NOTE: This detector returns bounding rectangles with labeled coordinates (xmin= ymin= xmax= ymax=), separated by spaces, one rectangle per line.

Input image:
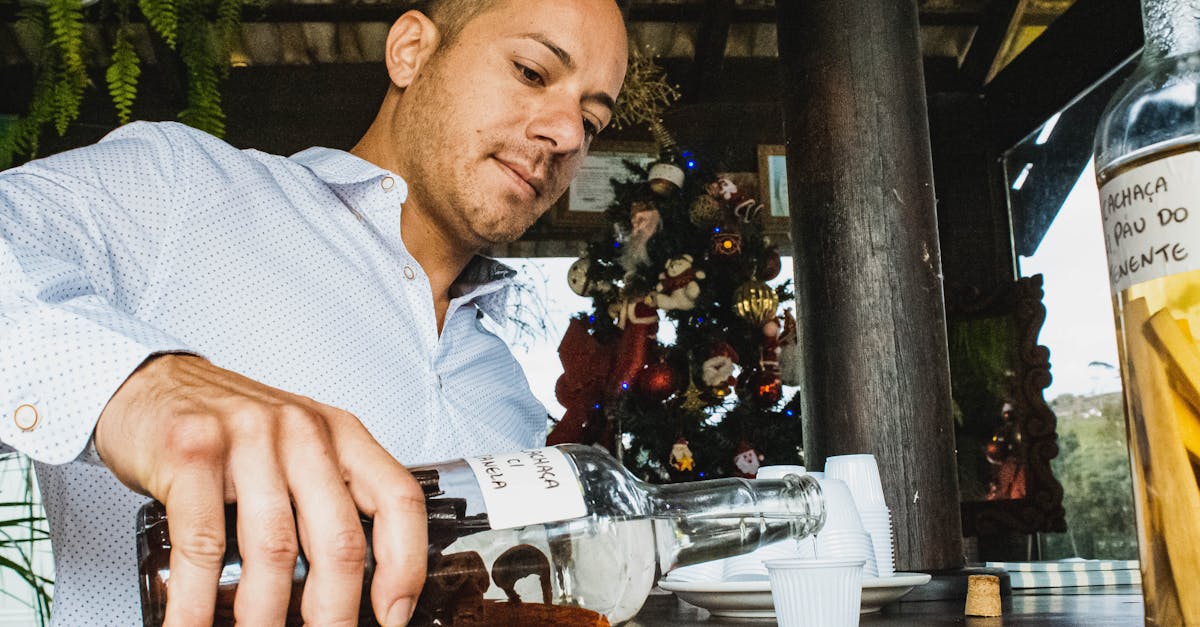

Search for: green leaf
xmin=106 ymin=27 xmax=141 ymax=125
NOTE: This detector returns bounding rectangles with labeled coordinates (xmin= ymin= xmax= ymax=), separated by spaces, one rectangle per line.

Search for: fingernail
xmin=386 ymin=598 xmax=415 ymax=626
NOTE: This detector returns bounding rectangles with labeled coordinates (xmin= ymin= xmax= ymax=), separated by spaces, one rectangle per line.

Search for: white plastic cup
xmin=815 ymin=529 xmax=878 ymax=578
xmin=721 ymin=535 xmax=818 ymax=582
xmin=756 ymin=465 xmax=807 ymax=480
xmin=825 ymin=454 xmax=888 ymax=511
xmin=817 ymin=478 xmax=864 ymax=533
xmin=766 ymin=558 xmax=864 ymax=627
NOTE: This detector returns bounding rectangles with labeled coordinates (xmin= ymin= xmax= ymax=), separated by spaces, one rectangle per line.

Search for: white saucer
xmin=657 ymin=572 xmax=932 ymax=618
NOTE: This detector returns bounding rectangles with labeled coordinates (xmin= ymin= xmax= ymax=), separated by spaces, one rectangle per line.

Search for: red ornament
xmin=635 ymin=362 xmax=677 ymax=402
xmin=759 ymin=246 xmax=782 ymax=280
xmin=737 ymin=367 xmax=783 ymax=405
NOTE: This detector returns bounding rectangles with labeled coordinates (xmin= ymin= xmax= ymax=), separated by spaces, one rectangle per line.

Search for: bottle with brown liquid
xmin=137 ymin=444 xmax=824 ymax=625
xmin=1093 ymin=0 xmax=1200 ymax=623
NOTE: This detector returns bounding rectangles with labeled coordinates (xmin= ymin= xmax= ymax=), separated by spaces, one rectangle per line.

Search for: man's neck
xmin=399 ymin=206 xmax=476 ymax=332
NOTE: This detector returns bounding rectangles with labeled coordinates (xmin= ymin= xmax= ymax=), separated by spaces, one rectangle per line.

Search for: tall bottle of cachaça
xmin=137 ymin=444 xmax=824 ymax=625
xmin=1093 ymin=0 xmax=1200 ymax=623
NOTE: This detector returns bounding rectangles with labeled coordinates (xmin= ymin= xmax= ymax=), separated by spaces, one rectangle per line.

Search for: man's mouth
xmin=495 ymin=157 xmax=545 ymax=199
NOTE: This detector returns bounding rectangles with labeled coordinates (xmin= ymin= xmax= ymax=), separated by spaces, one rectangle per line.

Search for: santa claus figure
xmin=733 ymin=441 xmax=765 ymax=478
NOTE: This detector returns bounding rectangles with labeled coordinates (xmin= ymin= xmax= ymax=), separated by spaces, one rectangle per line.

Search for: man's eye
xmin=516 ymin=63 xmax=544 ymax=85
xmin=583 ymin=119 xmax=601 ymax=140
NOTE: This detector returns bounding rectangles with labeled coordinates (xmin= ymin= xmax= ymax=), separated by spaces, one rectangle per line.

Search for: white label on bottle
xmin=1100 ymin=151 xmax=1200 ymax=293
xmin=464 ymin=447 xmax=587 ymax=530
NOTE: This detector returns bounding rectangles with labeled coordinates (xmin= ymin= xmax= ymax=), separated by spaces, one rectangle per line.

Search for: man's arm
xmin=0 ymin=123 xmax=426 ymax=625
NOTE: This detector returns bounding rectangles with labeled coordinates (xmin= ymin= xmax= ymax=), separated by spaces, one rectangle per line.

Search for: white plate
xmin=657 ymin=572 xmax=932 ymax=617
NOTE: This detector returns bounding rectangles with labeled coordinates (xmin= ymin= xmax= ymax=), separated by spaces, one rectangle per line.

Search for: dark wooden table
xmin=630 ymin=585 xmax=1144 ymax=625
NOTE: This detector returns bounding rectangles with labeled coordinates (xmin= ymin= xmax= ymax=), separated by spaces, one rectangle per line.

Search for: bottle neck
xmin=1141 ymin=0 xmax=1200 ymax=61
xmin=644 ymin=474 xmax=825 ymax=571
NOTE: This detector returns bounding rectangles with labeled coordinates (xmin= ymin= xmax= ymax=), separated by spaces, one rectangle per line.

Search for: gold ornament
xmin=734 ymin=280 xmax=780 ymax=325
xmin=680 ymin=380 xmax=706 ymax=413
xmin=690 ymin=195 xmax=722 ymax=225
xmin=611 ymin=47 xmax=681 ymax=131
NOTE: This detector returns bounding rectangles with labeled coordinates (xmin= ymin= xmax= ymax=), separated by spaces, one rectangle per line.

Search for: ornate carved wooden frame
xmin=947 ymin=275 xmax=1067 ymax=537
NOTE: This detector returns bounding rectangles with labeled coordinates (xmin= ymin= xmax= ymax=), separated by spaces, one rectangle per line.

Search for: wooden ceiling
xmin=1 ymin=0 xmax=1075 ymax=82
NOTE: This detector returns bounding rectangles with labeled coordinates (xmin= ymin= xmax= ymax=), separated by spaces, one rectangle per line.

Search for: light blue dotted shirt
xmin=0 ymin=121 xmax=546 ymax=625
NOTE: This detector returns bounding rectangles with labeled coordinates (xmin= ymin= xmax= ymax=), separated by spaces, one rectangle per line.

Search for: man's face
xmin=394 ymin=0 xmax=628 ymax=248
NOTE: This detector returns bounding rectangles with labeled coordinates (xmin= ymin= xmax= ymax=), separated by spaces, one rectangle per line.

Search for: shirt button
xmin=403 ymin=266 xmax=416 ymax=280
xmin=13 ymin=403 xmax=39 ymax=432
xmin=381 ymin=176 xmax=395 ymax=191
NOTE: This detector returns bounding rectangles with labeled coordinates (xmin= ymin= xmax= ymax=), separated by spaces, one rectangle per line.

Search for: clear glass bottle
xmin=137 ymin=444 xmax=824 ymax=626
xmin=1093 ymin=1 xmax=1200 ymax=623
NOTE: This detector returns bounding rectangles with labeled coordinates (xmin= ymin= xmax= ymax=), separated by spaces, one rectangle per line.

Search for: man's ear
xmin=384 ymin=10 xmax=441 ymax=88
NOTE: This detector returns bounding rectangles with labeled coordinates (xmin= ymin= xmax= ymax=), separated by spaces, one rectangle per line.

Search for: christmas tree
xmin=547 ymin=118 xmax=804 ymax=482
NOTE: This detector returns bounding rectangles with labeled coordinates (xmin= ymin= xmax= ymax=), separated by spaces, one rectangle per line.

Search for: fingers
xmin=284 ymin=411 xmax=369 ymax=624
xmin=228 ymin=428 xmax=297 ymax=627
xmin=160 ymin=437 xmax=227 ymax=627
xmin=337 ymin=434 xmax=428 ymax=627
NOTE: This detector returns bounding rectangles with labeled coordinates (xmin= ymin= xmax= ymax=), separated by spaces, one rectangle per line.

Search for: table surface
xmin=630 ymin=586 xmax=1145 ymax=625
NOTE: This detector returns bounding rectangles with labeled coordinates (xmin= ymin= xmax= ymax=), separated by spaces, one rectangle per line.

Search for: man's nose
xmin=528 ymin=98 xmax=586 ymax=154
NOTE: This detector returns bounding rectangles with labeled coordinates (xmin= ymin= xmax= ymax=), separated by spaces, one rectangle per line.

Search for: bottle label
xmin=1100 ymin=151 xmax=1200 ymax=293
xmin=464 ymin=447 xmax=587 ymax=529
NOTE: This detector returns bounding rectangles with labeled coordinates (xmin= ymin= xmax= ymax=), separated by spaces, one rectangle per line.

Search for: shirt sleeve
xmin=0 ymin=122 xmax=197 ymax=464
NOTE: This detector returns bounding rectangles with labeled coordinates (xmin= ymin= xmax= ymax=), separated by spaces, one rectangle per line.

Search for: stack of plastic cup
xmin=813 ymin=478 xmax=878 ymax=577
xmin=825 ymin=454 xmax=894 ymax=577
xmin=720 ymin=465 xmax=817 ymax=581
xmin=765 ymin=558 xmax=865 ymax=627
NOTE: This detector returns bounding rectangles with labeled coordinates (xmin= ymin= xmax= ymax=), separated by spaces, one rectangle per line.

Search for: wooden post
xmin=776 ymin=0 xmax=965 ymax=571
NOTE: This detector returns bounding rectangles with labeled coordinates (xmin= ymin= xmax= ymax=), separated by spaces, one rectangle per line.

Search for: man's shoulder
xmin=100 ymin=121 xmax=264 ymax=160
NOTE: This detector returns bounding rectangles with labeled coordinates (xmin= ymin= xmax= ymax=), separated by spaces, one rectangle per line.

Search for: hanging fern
xmin=105 ymin=26 xmax=140 ymax=125
xmin=138 ymin=0 xmax=177 ymax=48
xmin=177 ymin=1 xmax=226 ymax=137
xmin=5 ymin=0 xmax=250 ymax=166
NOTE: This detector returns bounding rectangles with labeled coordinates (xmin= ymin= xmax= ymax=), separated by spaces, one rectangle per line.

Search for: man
xmin=0 ymin=0 xmax=628 ymax=624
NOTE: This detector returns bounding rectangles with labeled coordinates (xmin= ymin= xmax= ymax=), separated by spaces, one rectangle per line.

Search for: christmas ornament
xmin=648 ymin=120 xmax=685 ymax=196
xmin=733 ymin=440 xmax=765 ymax=478
xmin=733 ymin=280 xmax=780 ymax=324
xmin=712 ymin=232 xmax=742 ymax=256
xmin=610 ymin=46 xmax=680 ymax=131
xmin=609 ymin=299 xmax=660 ymax=398
xmin=779 ymin=308 xmax=802 ymax=387
xmin=680 ymin=378 xmax=706 ymax=413
xmin=689 ymin=194 xmax=722 ymax=226
xmin=548 ymin=317 xmax=615 ymax=447
xmin=567 ymin=257 xmax=593 ymax=296
xmin=620 ymin=200 xmax=661 ymax=274
xmin=737 ymin=367 xmax=783 ymax=405
xmin=635 ymin=362 xmax=676 ymax=402
xmin=653 ymin=255 xmax=706 ymax=311
xmin=701 ymin=343 xmax=739 ymax=399
xmin=670 ymin=438 xmax=695 ymax=471
xmin=759 ymin=246 xmax=782 ymax=281
xmin=707 ymin=177 xmax=738 ymax=201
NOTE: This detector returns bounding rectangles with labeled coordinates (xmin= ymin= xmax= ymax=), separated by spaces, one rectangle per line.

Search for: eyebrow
xmin=521 ymin=32 xmax=618 ymax=114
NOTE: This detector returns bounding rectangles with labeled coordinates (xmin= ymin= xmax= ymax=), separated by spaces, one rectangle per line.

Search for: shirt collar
xmin=454 ymin=256 xmax=519 ymax=323
xmin=290 ymin=147 xmax=517 ymax=321
xmin=290 ymin=146 xmax=408 ymax=197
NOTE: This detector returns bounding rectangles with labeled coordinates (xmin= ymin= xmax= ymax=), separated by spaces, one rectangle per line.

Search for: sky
xmin=1017 ymin=159 xmax=1124 ymax=400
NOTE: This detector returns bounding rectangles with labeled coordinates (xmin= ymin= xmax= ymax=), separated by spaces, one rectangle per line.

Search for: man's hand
xmin=95 ymin=354 xmax=426 ymax=626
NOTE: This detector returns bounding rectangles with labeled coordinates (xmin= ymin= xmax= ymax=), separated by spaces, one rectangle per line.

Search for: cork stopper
xmin=964 ymin=574 xmax=1002 ymax=617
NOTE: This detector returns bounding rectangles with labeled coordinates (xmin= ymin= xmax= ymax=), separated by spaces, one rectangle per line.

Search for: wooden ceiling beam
xmin=983 ymin=0 xmax=1140 ymax=152
xmin=958 ymin=0 xmax=1022 ymax=88
xmin=680 ymin=0 xmax=736 ymax=104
